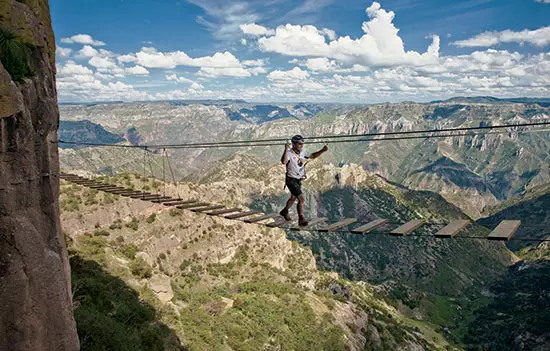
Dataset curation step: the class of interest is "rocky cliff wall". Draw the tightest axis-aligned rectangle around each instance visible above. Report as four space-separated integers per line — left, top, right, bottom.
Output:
0 1 79 350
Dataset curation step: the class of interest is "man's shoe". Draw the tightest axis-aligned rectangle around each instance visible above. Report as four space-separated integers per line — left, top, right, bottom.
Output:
279 208 291 221
298 216 309 226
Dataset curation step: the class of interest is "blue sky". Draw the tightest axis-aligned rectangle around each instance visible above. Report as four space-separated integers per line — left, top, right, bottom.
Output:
51 0 550 103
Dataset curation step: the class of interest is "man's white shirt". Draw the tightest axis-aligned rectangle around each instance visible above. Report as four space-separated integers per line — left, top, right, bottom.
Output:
285 149 310 179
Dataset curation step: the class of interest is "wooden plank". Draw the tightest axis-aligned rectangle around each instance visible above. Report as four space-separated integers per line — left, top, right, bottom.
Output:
244 213 280 223
163 200 197 206
191 205 225 212
151 197 176 203
176 202 210 209
137 195 164 200
266 218 291 228
207 207 241 215
225 210 261 220
128 193 154 198
98 187 127 192
318 218 357 232
389 220 425 236
110 190 142 195
487 220 521 241
119 192 149 197
435 220 471 238
290 217 328 230
351 219 389 234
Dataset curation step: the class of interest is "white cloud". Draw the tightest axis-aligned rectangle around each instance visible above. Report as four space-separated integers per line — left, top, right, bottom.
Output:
188 1 261 40
240 23 274 36
305 57 338 72
242 59 266 67
267 67 309 81
258 2 440 68
56 47 72 58
133 47 244 71
321 28 337 41
248 66 267 75
453 26 550 48
76 45 99 58
89 56 118 69
191 82 204 90
57 61 94 76
166 74 194 83
60 34 105 46
125 65 149 76
241 38 247 45
117 54 138 63
197 66 252 78
535 0 550 3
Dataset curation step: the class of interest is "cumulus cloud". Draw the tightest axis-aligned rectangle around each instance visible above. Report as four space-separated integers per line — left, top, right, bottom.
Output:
60 34 105 46
304 57 338 72
257 2 440 67
117 54 138 63
76 45 100 58
240 23 274 36
242 59 266 67
197 66 252 78
56 47 72 58
267 67 309 81
57 61 94 76
125 65 149 76
453 26 550 47
166 74 194 83
89 56 118 69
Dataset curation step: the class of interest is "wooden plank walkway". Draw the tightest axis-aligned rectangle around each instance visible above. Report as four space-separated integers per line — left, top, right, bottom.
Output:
290 217 328 230
207 207 241 215
389 220 425 236
244 213 280 223
191 205 225 212
435 220 471 238
351 219 389 234
59 173 525 242
163 200 196 206
225 210 261 220
487 220 521 241
318 218 357 232
176 202 210 209
266 218 291 228
151 197 177 203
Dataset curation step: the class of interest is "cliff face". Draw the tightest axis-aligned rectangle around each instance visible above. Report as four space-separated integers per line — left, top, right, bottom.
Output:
0 1 79 350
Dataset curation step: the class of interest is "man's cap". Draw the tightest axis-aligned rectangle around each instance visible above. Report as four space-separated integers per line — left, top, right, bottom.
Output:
291 135 305 143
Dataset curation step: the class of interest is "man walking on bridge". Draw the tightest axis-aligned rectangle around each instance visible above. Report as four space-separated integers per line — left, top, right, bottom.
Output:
280 135 328 226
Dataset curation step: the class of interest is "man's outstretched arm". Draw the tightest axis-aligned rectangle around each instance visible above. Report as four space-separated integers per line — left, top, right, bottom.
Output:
309 145 328 159
281 143 291 164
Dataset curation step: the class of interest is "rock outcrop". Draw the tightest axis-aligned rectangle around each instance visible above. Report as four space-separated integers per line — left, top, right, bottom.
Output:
0 1 79 350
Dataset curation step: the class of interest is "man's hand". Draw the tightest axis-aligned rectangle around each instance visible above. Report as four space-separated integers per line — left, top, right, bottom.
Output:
321 145 328 152
285 143 291 150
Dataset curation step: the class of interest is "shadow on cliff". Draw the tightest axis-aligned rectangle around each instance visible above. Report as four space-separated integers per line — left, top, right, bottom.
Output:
70 255 186 351
464 259 550 350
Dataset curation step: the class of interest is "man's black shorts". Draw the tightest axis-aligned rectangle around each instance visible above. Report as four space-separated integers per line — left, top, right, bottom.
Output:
286 176 303 197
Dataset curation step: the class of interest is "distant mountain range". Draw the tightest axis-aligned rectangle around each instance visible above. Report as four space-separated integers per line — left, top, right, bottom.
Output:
58 97 550 219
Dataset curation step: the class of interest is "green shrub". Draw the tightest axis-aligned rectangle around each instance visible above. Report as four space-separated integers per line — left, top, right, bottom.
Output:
146 213 157 224
0 27 34 83
169 209 181 217
129 257 153 279
125 217 139 231
93 229 111 237
120 244 139 259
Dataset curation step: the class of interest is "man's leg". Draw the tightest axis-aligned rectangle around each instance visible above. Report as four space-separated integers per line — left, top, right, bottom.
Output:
280 194 295 221
297 195 308 226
